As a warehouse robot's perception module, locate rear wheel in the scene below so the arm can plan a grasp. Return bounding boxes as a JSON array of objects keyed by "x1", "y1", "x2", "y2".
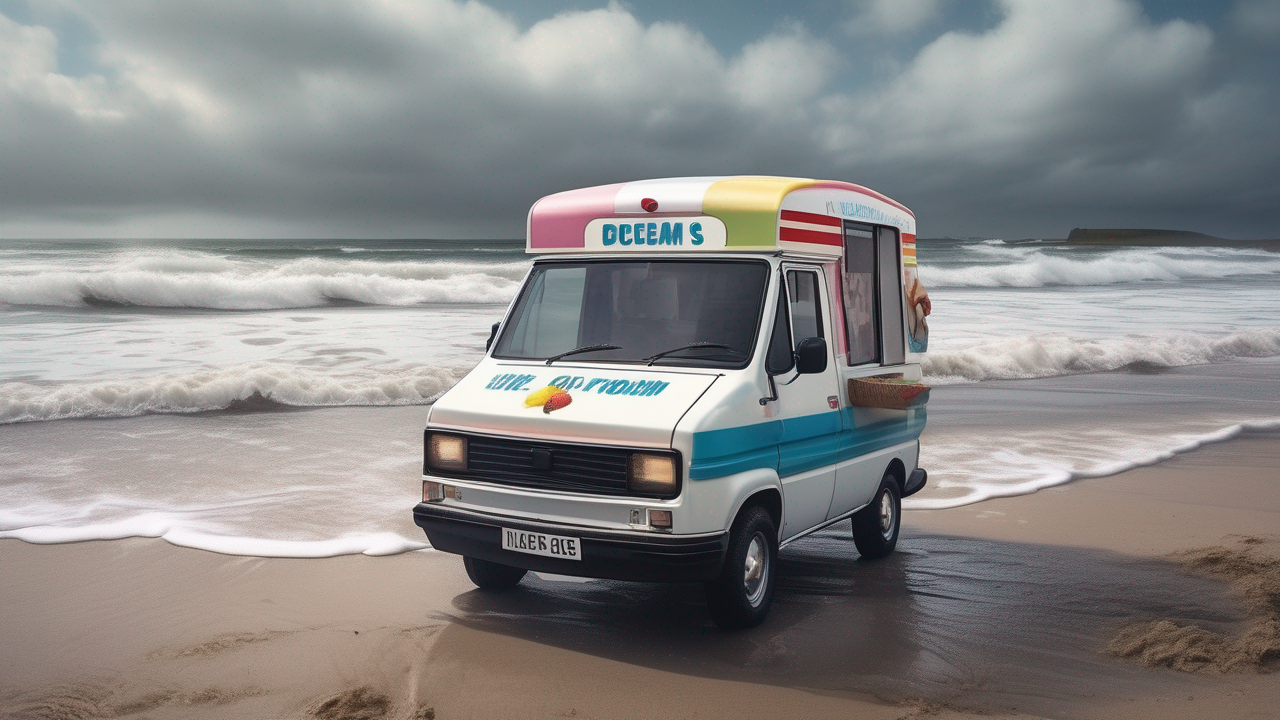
[
  {"x1": 463, "y1": 556, "x2": 527, "y2": 591},
  {"x1": 852, "y1": 474, "x2": 900, "y2": 559},
  {"x1": 705, "y1": 505, "x2": 777, "y2": 629}
]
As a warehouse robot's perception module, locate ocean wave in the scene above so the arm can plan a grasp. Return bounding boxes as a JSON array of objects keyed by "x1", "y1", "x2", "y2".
[
  {"x1": 0, "y1": 363, "x2": 470, "y2": 424},
  {"x1": 0, "y1": 267, "x2": 524, "y2": 309},
  {"x1": 923, "y1": 328, "x2": 1280, "y2": 383},
  {"x1": 920, "y1": 247, "x2": 1280, "y2": 288},
  {"x1": 905, "y1": 417, "x2": 1280, "y2": 510}
]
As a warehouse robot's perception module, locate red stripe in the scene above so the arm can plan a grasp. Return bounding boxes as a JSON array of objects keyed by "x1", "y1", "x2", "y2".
[
  {"x1": 779, "y1": 209, "x2": 841, "y2": 227},
  {"x1": 780, "y1": 226, "x2": 843, "y2": 247}
]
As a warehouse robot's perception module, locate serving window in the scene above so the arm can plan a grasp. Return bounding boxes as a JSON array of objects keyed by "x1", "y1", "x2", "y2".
[{"x1": 841, "y1": 222, "x2": 905, "y2": 367}]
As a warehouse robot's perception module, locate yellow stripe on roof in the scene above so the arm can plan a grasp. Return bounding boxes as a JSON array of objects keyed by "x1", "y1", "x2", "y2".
[{"x1": 702, "y1": 176, "x2": 816, "y2": 248}]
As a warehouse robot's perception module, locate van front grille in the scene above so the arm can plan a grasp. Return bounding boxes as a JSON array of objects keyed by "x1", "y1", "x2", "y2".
[{"x1": 428, "y1": 432, "x2": 647, "y2": 496}]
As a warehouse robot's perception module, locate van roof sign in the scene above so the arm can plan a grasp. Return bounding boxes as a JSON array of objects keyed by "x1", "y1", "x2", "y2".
[{"x1": 526, "y1": 175, "x2": 916, "y2": 256}]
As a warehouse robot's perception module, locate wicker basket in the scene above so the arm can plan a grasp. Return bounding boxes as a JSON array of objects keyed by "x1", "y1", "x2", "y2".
[{"x1": 848, "y1": 375, "x2": 930, "y2": 410}]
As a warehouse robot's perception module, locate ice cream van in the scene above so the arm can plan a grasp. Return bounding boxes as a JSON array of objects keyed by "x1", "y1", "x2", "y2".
[{"x1": 413, "y1": 176, "x2": 931, "y2": 628}]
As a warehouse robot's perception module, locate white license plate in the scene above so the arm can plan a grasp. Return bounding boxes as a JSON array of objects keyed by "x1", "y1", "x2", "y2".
[{"x1": 501, "y1": 528, "x2": 581, "y2": 561}]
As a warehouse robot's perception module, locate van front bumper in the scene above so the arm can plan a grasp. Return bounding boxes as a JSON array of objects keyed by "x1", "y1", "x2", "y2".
[{"x1": 413, "y1": 504, "x2": 728, "y2": 582}]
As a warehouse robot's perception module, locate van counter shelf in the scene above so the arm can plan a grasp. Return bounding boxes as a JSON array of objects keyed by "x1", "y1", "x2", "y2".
[{"x1": 847, "y1": 375, "x2": 931, "y2": 410}]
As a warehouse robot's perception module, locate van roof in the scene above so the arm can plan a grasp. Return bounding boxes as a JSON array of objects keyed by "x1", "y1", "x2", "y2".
[{"x1": 526, "y1": 175, "x2": 915, "y2": 256}]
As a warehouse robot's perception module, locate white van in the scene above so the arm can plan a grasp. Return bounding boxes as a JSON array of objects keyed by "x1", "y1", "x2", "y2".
[{"x1": 413, "y1": 176, "x2": 930, "y2": 628}]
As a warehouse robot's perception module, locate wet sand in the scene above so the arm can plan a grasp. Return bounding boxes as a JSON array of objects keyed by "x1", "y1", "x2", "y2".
[{"x1": 2, "y1": 436, "x2": 1278, "y2": 719}]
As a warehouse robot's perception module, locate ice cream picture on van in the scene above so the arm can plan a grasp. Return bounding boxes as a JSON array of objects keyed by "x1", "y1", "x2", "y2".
[{"x1": 414, "y1": 176, "x2": 930, "y2": 629}]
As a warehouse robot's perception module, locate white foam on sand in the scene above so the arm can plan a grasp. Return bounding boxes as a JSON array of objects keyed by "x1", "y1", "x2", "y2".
[
  {"x1": 907, "y1": 416, "x2": 1280, "y2": 510},
  {"x1": 0, "y1": 512, "x2": 429, "y2": 557},
  {"x1": 0, "y1": 363, "x2": 470, "y2": 424},
  {"x1": 923, "y1": 328, "x2": 1280, "y2": 383}
]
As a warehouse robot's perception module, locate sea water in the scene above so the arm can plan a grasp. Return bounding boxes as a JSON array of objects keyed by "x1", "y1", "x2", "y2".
[{"x1": 1, "y1": 238, "x2": 1278, "y2": 554}]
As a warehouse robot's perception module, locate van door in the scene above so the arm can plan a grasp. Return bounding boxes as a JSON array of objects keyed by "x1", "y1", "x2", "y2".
[
  {"x1": 828, "y1": 222, "x2": 909, "y2": 519},
  {"x1": 768, "y1": 265, "x2": 842, "y2": 540}
]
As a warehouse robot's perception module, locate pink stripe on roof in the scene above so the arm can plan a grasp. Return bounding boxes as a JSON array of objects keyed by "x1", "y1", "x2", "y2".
[{"x1": 528, "y1": 183, "x2": 625, "y2": 249}]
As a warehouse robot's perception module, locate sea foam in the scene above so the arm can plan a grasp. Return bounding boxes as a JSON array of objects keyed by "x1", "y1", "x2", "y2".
[
  {"x1": 0, "y1": 363, "x2": 470, "y2": 424},
  {"x1": 0, "y1": 513, "x2": 429, "y2": 557},
  {"x1": 923, "y1": 328, "x2": 1280, "y2": 383},
  {"x1": 907, "y1": 417, "x2": 1280, "y2": 510}
]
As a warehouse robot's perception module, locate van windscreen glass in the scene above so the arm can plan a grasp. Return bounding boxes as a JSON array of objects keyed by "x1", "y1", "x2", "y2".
[{"x1": 493, "y1": 260, "x2": 768, "y2": 367}]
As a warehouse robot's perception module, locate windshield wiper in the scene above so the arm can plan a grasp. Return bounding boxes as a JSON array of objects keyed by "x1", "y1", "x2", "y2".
[
  {"x1": 544, "y1": 344, "x2": 621, "y2": 365},
  {"x1": 643, "y1": 342, "x2": 744, "y2": 366}
]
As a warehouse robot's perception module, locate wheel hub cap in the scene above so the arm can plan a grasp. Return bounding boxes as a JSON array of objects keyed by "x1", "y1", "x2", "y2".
[
  {"x1": 743, "y1": 532, "x2": 769, "y2": 606},
  {"x1": 880, "y1": 492, "x2": 895, "y2": 539}
]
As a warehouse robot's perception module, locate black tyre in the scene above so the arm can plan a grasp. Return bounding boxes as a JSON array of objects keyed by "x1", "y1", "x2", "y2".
[
  {"x1": 852, "y1": 473, "x2": 901, "y2": 559},
  {"x1": 705, "y1": 505, "x2": 777, "y2": 629},
  {"x1": 463, "y1": 556, "x2": 527, "y2": 591}
]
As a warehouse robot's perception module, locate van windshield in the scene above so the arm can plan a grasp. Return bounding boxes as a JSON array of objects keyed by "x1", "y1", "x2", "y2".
[{"x1": 493, "y1": 259, "x2": 769, "y2": 367}]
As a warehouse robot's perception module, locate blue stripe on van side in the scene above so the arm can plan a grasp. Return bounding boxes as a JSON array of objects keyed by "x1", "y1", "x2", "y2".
[{"x1": 688, "y1": 407, "x2": 927, "y2": 481}]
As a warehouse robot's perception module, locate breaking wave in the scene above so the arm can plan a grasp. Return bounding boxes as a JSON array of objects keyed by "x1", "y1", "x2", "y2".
[
  {"x1": 0, "y1": 253, "x2": 528, "y2": 309},
  {"x1": 0, "y1": 363, "x2": 470, "y2": 424},
  {"x1": 920, "y1": 247, "x2": 1280, "y2": 288},
  {"x1": 923, "y1": 328, "x2": 1280, "y2": 383}
]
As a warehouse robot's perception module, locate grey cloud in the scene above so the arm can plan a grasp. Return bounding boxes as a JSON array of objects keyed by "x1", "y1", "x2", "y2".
[{"x1": 0, "y1": 0, "x2": 1277, "y2": 239}]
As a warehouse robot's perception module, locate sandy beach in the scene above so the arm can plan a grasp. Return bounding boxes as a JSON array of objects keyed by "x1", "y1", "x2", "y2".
[{"x1": 2, "y1": 431, "x2": 1277, "y2": 720}]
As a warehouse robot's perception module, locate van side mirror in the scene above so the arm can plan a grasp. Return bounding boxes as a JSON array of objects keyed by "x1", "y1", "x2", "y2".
[
  {"x1": 486, "y1": 322, "x2": 500, "y2": 351},
  {"x1": 795, "y1": 336, "x2": 827, "y2": 375}
]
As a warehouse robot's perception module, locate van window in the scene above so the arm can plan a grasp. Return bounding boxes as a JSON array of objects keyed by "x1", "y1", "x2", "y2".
[
  {"x1": 786, "y1": 269, "x2": 823, "y2": 343},
  {"x1": 499, "y1": 266, "x2": 586, "y2": 358},
  {"x1": 877, "y1": 227, "x2": 905, "y2": 365},
  {"x1": 493, "y1": 260, "x2": 769, "y2": 368},
  {"x1": 842, "y1": 223, "x2": 878, "y2": 365},
  {"x1": 765, "y1": 280, "x2": 794, "y2": 374}
]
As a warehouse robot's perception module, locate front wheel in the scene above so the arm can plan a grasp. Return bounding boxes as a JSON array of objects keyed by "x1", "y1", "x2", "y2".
[
  {"x1": 463, "y1": 556, "x2": 527, "y2": 591},
  {"x1": 705, "y1": 505, "x2": 777, "y2": 629},
  {"x1": 852, "y1": 474, "x2": 900, "y2": 559}
]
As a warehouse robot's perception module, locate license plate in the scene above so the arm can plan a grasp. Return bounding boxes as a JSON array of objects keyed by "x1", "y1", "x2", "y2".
[{"x1": 501, "y1": 528, "x2": 581, "y2": 561}]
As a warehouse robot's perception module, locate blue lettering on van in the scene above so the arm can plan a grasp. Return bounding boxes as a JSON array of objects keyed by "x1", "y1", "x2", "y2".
[
  {"x1": 486, "y1": 374, "x2": 668, "y2": 397},
  {"x1": 597, "y1": 221, "x2": 697, "y2": 247},
  {"x1": 485, "y1": 373, "x2": 537, "y2": 391}
]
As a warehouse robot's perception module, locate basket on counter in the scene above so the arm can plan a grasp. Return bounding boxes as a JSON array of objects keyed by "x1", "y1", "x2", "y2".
[{"x1": 847, "y1": 374, "x2": 930, "y2": 410}]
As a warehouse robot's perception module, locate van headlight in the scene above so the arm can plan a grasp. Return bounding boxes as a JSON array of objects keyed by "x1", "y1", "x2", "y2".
[
  {"x1": 426, "y1": 433, "x2": 467, "y2": 472},
  {"x1": 628, "y1": 453, "x2": 678, "y2": 496}
]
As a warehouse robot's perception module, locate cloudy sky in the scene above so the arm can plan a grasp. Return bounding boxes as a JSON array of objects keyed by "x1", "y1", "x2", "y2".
[{"x1": 1, "y1": 0, "x2": 1277, "y2": 239}]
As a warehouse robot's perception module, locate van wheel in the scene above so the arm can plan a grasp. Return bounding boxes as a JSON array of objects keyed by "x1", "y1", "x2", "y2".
[
  {"x1": 463, "y1": 556, "x2": 527, "y2": 591},
  {"x1": 705, "y1": 505, "x2": 777, "y2": 629},
  {"x1": 852, "y1": 474, "x2": 900, "y2": 559}
]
